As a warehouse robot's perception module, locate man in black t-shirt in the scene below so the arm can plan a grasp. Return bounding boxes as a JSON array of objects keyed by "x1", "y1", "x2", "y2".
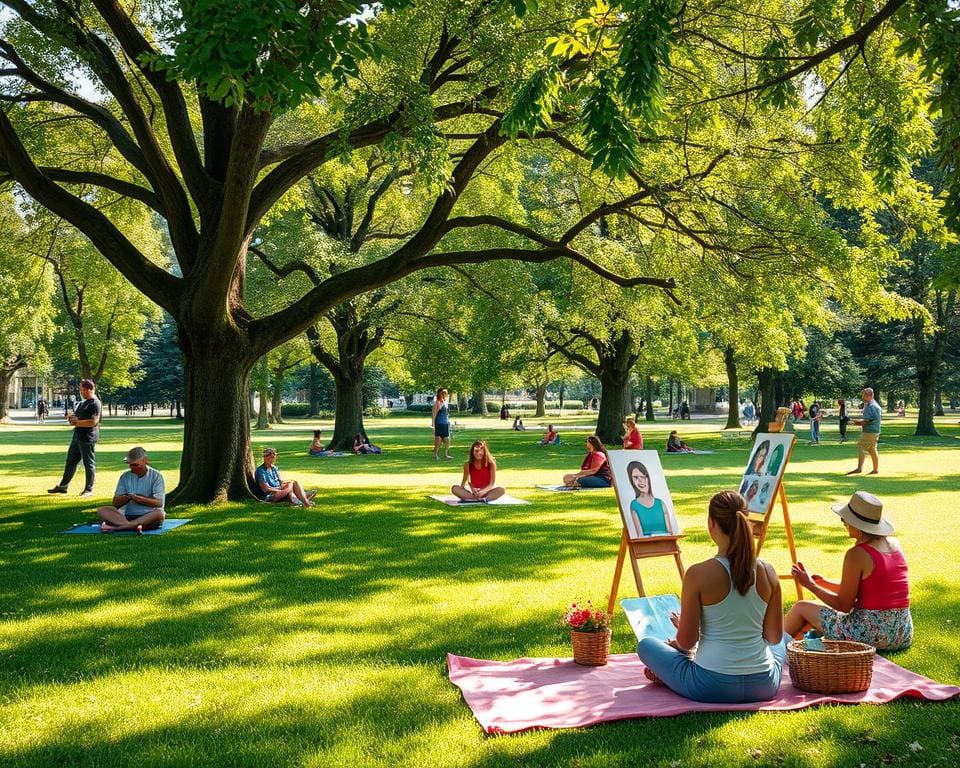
[{"x1": 48, "y1": 379, "x2": 101, "y2": 497}]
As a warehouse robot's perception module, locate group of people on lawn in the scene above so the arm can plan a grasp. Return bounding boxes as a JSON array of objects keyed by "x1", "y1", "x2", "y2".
[{"x1": 49, "y1": 382, "x2": 912, "y2": 706}]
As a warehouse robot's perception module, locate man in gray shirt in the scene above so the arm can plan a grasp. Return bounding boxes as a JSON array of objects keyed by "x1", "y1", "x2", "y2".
[
  {"x1": 97, "y1": 446, "x2": 166, "y2": 532},
  {"x1": 847, "y1": 387, "x2": 882, "y2": 475}
]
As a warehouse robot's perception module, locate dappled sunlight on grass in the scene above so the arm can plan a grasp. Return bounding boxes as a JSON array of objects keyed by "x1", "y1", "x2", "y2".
[{"x1": 0, "y1": 416, "x2": 958, "y2": 765}]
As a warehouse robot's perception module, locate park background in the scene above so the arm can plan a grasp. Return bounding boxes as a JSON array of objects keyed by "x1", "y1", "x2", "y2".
[{"x1": 2, "y1": 0, "x2": 960, "y2": 765}]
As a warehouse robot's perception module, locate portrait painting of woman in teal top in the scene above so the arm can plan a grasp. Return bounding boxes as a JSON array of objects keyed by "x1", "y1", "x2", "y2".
[
  {"x1": 609, "y1": 449, "x2": 680, "y2": 540},
  {"x1": 627, "y1": 461, "x2": 670, "y2": 536}
]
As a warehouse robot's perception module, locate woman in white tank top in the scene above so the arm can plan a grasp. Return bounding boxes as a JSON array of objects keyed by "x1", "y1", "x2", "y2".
[{"x1": 636, "y1": 491, "x2": 788, "y2": 703}]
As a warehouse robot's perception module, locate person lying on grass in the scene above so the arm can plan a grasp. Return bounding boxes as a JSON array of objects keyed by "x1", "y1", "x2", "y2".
[
  {"x1": 637, "y1": 490, "x2": 786, "y2": 703},
  {"x1": 97, "y1": 446, "x2": 165, "y2": 533},
  {"x1": 256, "y1": 447, "x2": 315, "y2": 507},
  {"x1": 562, "y1": 435, "x2": 612, "y2": 488},
  {"x1": 784, "y1": 491, "x2": 912, "y2": 651},
  {"x1": 451, "y1": 440, "x2": 505, "y2": 502}
]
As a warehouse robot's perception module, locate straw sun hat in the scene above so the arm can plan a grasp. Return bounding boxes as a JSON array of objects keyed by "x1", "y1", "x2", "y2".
[{"x1": 831, "y1": 491, "x2": 895, "y2": 536}]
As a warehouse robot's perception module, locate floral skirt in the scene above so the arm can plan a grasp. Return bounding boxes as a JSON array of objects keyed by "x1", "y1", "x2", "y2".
[{"x1": 819, "y1": 606, "x2": 913, "y2": 651}]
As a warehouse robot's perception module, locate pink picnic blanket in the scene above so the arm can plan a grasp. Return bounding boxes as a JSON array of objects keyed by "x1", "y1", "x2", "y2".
[{"x1": 447, "y1": 652, "x2": 960, "y2": 734}]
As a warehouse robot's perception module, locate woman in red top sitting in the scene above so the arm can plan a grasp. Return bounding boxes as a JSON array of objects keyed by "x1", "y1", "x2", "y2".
[
  {"x1": 622, "y1": 418, "x2": 643, "y2": 450},
  {"x1": 784, "y1": 491, "x2": 912, "y2": 650},
  {"x1": 563, "y1": 435, "x2": 612, "y2": 488},
  {"x1": 452, "y1": 440, "x2": 505, "y2": 502},
  {"x1": 539, "y1": 425, "x2": 558, "y2": 445}
]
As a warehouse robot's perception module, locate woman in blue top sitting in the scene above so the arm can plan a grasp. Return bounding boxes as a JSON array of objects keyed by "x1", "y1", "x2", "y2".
[
  {"x1": 637, "y1": 490, "x2": 786, "y2": 703},
  {"x1": 627, "y1": 460, "x2": 669, "y2": 536}
]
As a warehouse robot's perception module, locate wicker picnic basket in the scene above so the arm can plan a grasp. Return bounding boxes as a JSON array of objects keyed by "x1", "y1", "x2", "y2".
[
  {"x1": 787, "y1": 639, "x2": 875, "y2": 693},
  {"x1": 571, "y1": 629, "x2": 611, "y2": 666}
]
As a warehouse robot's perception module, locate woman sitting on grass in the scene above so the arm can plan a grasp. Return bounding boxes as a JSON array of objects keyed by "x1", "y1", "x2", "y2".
[
  {"x1": 637, "y1": 491, "x2": 785, "y2": 703},
  {"x1": 308, "y1": 430, "x2": 334, "y2": 457},
  {"x1": 562, "y1": 436, "x2": 612, "y2": 488},
  {"x1": 538, "y1": 425, "x2": 558, "y2": 445},
  {"x1": 622, "y1": 418, "x2": 643, "y2": 449},
  {"x1": 352, "y1": 433, "x2": 381, "y2": 454},
  {"x1": 452, "y1": 440, "x2": 505, "y2": 502},
  {"x1": 666, "y1": 430, "x2": 694, "y2": 453},
  {"x1": 784, "y1": 491, "x2": 912, "y2": 650}
]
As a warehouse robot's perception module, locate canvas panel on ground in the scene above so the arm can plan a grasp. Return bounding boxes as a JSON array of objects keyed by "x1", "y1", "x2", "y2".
[
  {"x1": 608, "y1": 450, "x2": 681, "y2": 540},
  {"x1": 739, "y1": 433, "x2": 796, "y2": 515}
]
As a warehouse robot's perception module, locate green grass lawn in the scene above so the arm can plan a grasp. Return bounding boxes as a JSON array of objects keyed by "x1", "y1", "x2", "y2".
[{"x1": 1, "y1": 413, "x2": 959, "y2": 767}]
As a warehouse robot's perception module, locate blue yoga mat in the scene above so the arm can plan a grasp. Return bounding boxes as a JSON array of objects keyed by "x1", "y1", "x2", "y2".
[
  {"x1": 64, "y1": 518, "x2": 192, "y2": 535},
  {"x1": 621, "y1": 594, "x2": 681, "y2": 643}
]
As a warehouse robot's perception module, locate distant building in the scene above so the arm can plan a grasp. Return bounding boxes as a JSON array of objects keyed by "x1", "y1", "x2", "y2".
[{"x1": 3, "y1": 368, "x2": 56, "y2": 409}]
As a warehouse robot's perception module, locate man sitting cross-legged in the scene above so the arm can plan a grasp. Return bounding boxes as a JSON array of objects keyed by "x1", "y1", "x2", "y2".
[
  {"x1": 97, "y1": 446, "x2": 166, "y2": 532},
  {"x1": 256, "y1": 447, "x2": 315, "y2": 507}
]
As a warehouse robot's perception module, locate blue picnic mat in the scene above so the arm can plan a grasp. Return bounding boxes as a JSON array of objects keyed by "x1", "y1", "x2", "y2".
[{"x1": 64, "y1": 518, "x2": 192, "y2": 535}]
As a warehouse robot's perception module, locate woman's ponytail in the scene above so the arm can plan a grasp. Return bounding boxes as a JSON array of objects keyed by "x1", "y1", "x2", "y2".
[{"x1": 709, "y1": 491, "x2": 757, "y2": 595}]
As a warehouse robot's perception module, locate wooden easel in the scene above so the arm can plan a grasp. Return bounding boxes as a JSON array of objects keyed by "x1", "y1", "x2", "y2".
[
  {"x1": 748, "y1": 479, "x2": 803, "y2": 600},
  {"x1": 607, "y1": 530, "x2": 685, "y2": 613}
]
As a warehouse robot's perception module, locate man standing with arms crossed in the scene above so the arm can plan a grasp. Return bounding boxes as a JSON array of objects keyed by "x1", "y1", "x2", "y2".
[
  {"x1": 47, "y1": 378, "x2": 101, "y2": 497},
  {"x1": 847, "y1": 387, "x2": 882, "y2": 475}
]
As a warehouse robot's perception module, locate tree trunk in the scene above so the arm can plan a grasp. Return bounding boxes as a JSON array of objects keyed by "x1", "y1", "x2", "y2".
[
  {"x1": 596, "y1": 368, "x2": 631, "y2": 444},
  {"x1": 558, "y1": 383, "x2": 565, "y2": 415},
  {"x1": 915, "y1": 370, "x2": 939, "y2": 436},
  {"x1": 457, "y1": 392, "x2": 469, "y2": 412},
  {"x1": 175, "y1": 399, "x2": 183, "y2": 419},
  {"x1": 471, "y1": 389, "x2": 486, "y2": 415},
  {"x1": 271, "y1": 378, "x2": 284, "y2": 424},
  {"x1": 935, "y1": 390, "x2": 944, "y2": 417},
  {"x1": 255, "y1": 382, "x2": 270, "y2": 429},
  {"x1": 328, "y1": 368, "x2": 365, "y2": 450},
  {"x1": 535, "y1": 383, "x2": 547, "y2": 417},
  {"x1": 755, "y1": 367, "x2": 776, "y2": 436},
  {"x1": 0, "y1": 362, "x2": 24, "y2": 422},
  {"x1": 724, "y1": 346, "x2": 742, "y2": 429},
  {"x1": 168, "y1": 345, "x2": 258, "y2": 505},
  {"x1": 644, "y1": 376, "x2": 655, "y2": 421},
  {"x1": 308, "y1": 362, "x2": 321, "y2": 417}
]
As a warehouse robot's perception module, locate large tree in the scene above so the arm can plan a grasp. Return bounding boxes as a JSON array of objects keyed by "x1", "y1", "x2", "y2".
[{"x1": 1, "y1": 0, "x2": 951, "y2": 502}]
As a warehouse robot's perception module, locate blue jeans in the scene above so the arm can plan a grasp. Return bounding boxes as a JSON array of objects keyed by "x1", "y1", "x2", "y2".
[
  {"x1": 578, "y1": 475, "x2": 611, "y2": 488},
  {"x1": 810, "y1": 419, "x2": 820, "y2": 443},
  {"x1": 637, "y1": 637, "x2": 787, "y2": 703},
  {"x1": 59, "y1": 435, "x2": 96, "y2": 492}
]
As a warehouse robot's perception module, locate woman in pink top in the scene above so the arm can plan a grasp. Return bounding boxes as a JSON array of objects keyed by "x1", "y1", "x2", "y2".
[
  {"x1": 784, "y1": 491, "x2": 912, "y2": 650},
  {"x1": 563, "y1": 436, "x2": 612, "y2": 488},
  {"x1": 622, "y1": 418, "x2": 643, "y2": 450},
  {"x1": 452, "y1": 441, "x2": 505, "y2": 502}
]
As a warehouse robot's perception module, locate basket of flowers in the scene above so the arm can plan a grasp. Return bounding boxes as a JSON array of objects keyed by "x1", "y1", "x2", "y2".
[{"x1": 561, "y1": 602, "x2": 612, "y2": 666}]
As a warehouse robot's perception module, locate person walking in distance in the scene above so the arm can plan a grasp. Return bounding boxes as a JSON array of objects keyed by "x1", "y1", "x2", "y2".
[
  {"x1": 48, "y1": 379, "x2": 101, "y2": 497},
  {"x1": 847, "y1": 388, "x2": 882, "y2": 475}
]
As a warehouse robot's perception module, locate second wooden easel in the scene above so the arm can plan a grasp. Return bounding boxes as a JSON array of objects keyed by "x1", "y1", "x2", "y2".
[{"x1": 748, "y1": 479, "x2": 803, "y2": 600}]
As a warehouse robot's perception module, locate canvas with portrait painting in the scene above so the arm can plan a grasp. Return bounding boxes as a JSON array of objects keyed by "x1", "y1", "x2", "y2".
[
  {"x1": 738, "y1": 433, "x2": 796, "y2": 514},
  {"x1": 608, "y1": 450, "x2": 681, "y2": 540}
]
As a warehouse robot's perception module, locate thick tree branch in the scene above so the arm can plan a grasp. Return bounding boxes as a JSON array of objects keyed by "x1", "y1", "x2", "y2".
[
  {"x1": 90, "y1": 0, "x2": 208, "y2": 206},
  {"x1": 0, "y1": 108, "x2": 179, "y2": 312}
]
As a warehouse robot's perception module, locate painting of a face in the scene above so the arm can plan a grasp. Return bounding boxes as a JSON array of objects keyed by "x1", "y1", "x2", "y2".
[
  {"x1": 630, "y1": 466, "x2": 650, "y2": 495},
  {"x1": 752, "y1": 445, "x2": 769, "y2": 473}
]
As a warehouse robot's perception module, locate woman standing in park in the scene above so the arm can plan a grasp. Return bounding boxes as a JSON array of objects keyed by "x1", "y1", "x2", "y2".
[
  {"x1": 452, "y1": 440, "x2": 505, "y2": 502},
  {"x1": 563, "y1": 435, "x2": 612, "y2": 488},
  {"x1": 627, "y1": 460, "x2": 669, "y2": 536},
  {"x1": 637, "y1": 491, "x2": 785, "y2": 703},
  {"x1": 784, "y1": 491, "x2": 912, "y2": 650},
  {"x1": 622, "y1": 418, "x2": 643, "y2": 449},
  {"x1": 431, "y1": 387, "x2": 452, "y2": 461}
]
